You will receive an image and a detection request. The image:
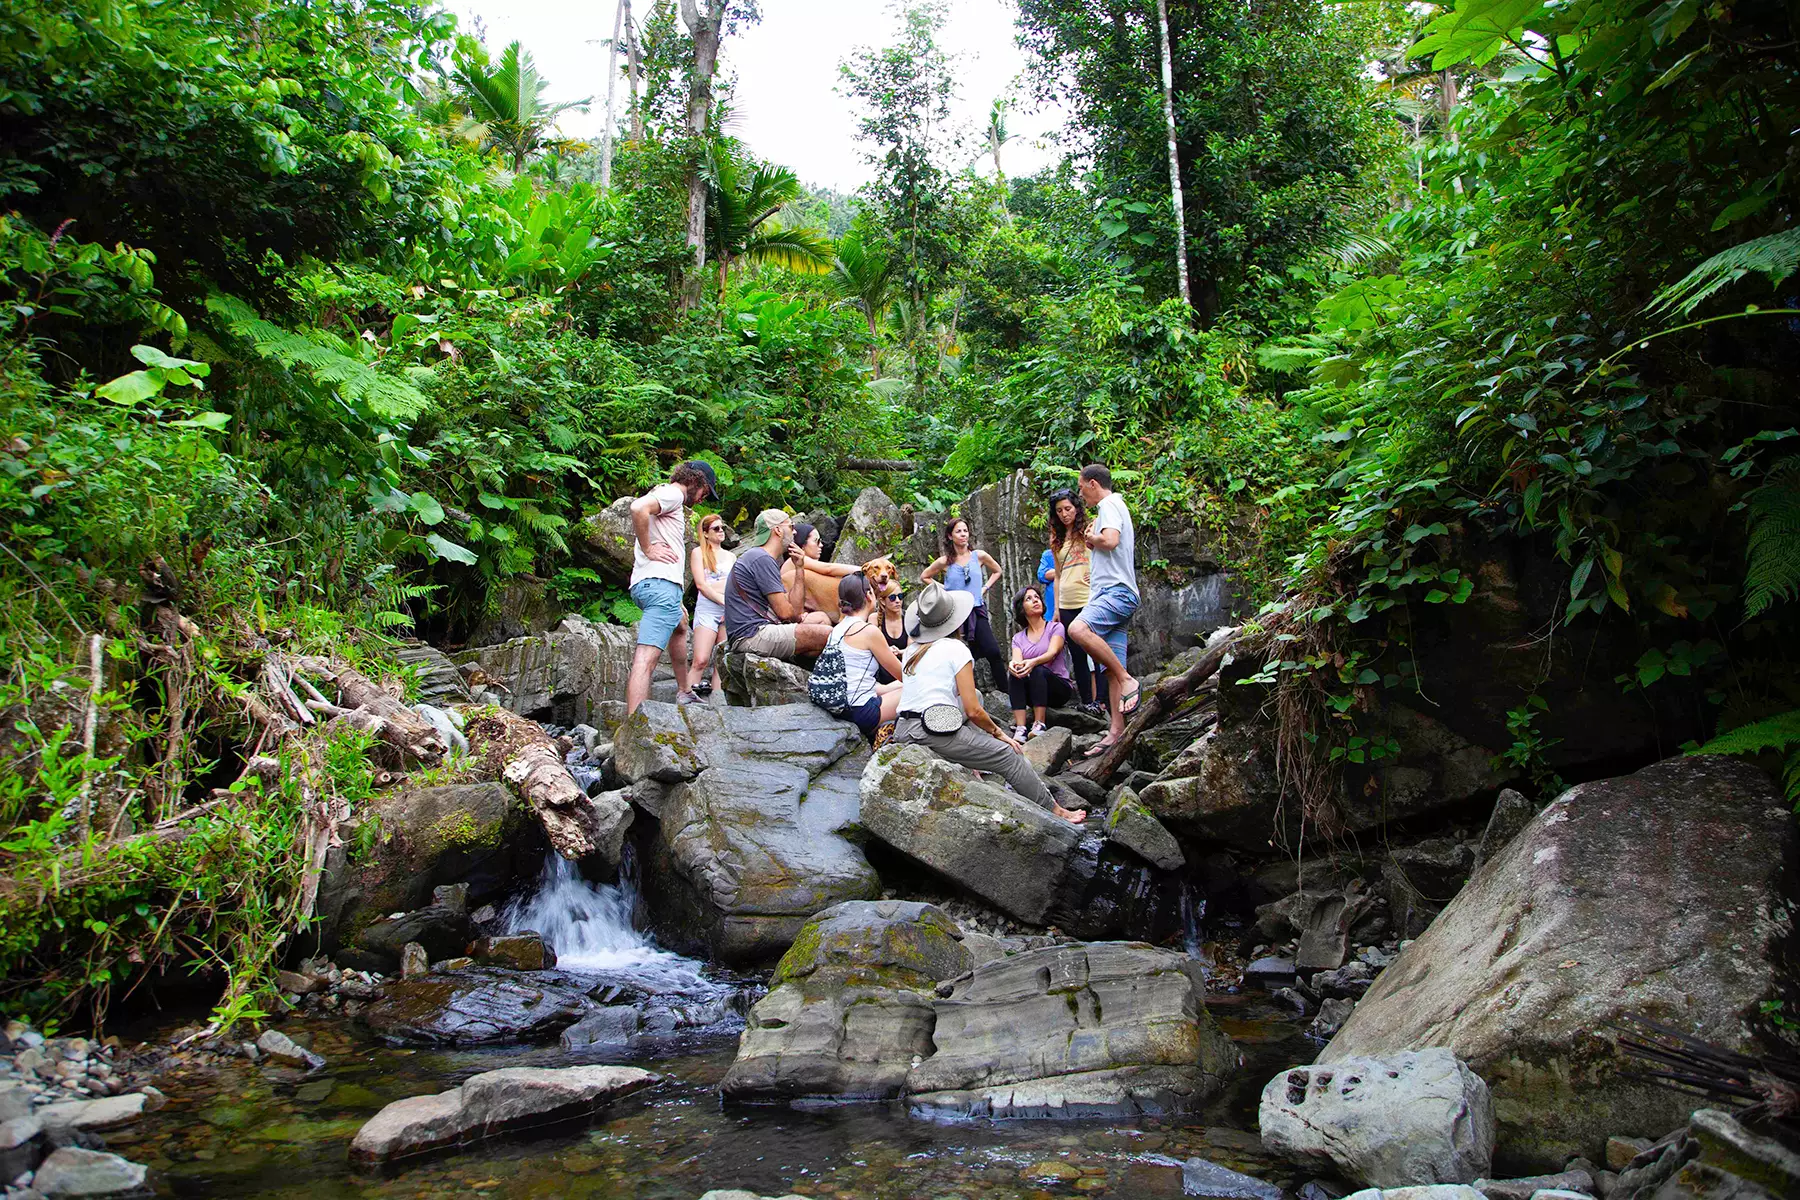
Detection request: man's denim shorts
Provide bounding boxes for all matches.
[630,578,687,650]
[1076,584,1138,665]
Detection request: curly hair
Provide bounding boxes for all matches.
[1046,488,1087,552]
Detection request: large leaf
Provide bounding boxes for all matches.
[1412,0,1549,69]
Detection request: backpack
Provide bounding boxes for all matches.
[809,620,867,716]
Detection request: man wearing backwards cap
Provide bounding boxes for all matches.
[626,459,720,713]
[722,509,833,661]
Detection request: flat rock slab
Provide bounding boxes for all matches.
[32,1146,150,1197]
[349,1065,656,1164]
[358,967,597,1046]
[906,941,1239,1118]
[1260,1048,1494,1187]
[859,744,1085,925]
[1322,755,1793,1174]
[36,1093,147,1133]
[1022,726,1073,775]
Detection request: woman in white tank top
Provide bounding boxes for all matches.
[829,575,904,742]
[688,514,736,696]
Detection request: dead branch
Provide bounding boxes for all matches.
[282,655,446,767]
[487,709,628,863]
[1077,630,1244,783]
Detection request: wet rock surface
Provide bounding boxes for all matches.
[358,967,598,1046]
[1322,756,1795,1174]
[348,1065,657,1163]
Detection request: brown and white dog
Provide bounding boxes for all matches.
[798,554,901,621]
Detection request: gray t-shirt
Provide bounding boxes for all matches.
[723,546,786,640]
[1089,492,1137,596]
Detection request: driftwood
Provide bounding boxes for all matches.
[489,710,631,864]
[1076,630,1243,783]
[283,655,446,766]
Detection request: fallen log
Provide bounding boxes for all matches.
[1076,630,1243,784]
[488,710,633,866]
[284,655,446,767]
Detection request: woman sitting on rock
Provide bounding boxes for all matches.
[874,584,908,684]
[824,575,905,742]
[780,521,858,623]
[891,581,1086,825]
[1006,584,1072,742]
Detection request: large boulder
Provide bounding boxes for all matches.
[392,641,472,706]
[573,496,636,581]
[30,1147,149,1198]
[1104,787,1185,871]
[466,576,564,647]
[1322,756,1796,1174]
[1259,1048,1494,1187]
[615,703,881,964]
[721,900,973,1102]
[858,744,1085,925]
[349,1065,655,1163]
[718,652,812,708]
[829,488,906,567]
[904,941,1240,1117]
[1138,724,1288,853]
[459,615,636,725]
[359,967,598,1046]
[309,781,542,960]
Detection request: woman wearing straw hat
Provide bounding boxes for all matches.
[891,581,1087,825]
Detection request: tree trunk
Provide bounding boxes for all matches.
[1076,631,1240,783]
[1155,0,1192,309]
[626,0,643,145]
[488,710,633,865]
[600,0,625,193]
[679,0,726,308]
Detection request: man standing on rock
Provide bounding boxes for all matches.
[625,460,720,713]
[1067,464,1140,756]
[724,510,832,662]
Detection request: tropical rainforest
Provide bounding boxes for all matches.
[0,0,1796,1027]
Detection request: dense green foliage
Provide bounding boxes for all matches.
[0,0,1795,1026]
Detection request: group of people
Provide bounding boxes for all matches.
[623,461,1142,827]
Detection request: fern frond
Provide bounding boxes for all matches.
[1744,457,1800,617]
[1695,709,1800,803]
[1650,227,1800,318]
[207,293,429,420]
[1324,231,1396,267]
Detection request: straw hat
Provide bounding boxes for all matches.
[904,580,975,644]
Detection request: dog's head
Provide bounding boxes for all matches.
[861,556,900,600]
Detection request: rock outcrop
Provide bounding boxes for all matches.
[859,744,1085,925]
[721,900,972,1102]
[574,496,636,581]
[1259,1048,1494,1187]
[459,615,636,725]
[830,488,906,567]
[349,1065,655,1163]
[29,1146,149,1197]
[1321,756,1795,1173]
[718,652,813,708]
[1104,788,1185,871]
[907,941,1240,1117]
[614,702,880,963]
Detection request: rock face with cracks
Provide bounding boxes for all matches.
[858,743,1085,925]
[906,941,1240,1117]
[1322,755,1795,1174]
[1259,1048,1494,1187]
[721,900,973,1102]
[613,702,880,964]
[349,1065,656,1163]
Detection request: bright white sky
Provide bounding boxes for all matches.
[444,0,1070,192]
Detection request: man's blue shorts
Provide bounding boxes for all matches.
[630,578,687,650]
[1075,584,1138,668]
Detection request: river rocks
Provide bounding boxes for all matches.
[358,967,597,1046]
[1260,1048,1494,1187]
[351,903,470,971]
[253,1030,324,1071]
[1651,1106,1800,1200]
[29,1147,149,1197]
[721,900,973,1102]
[460,615,637,725]
[717,652,812,708]
[349,1064,656,1164]
[859,744,1085,925]
[393,642,471,706]
[469,932,556,971]
[574,496,636,580]
[1342,1189,1486,1200]
[1139,724,1287,853]
[829,487,906,567]
[908,941,1240,1117]
[1470,1169,1593,1200]
[34,1094,146,1133]
[1022,726,1073,775]
[1322,756,1794,1174]
[615,703,879,963]
[1104,788,1185,871]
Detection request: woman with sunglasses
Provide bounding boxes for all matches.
[688,513,735,697]
[1044,488,1099,713]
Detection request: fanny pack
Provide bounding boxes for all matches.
[921,704,965,735]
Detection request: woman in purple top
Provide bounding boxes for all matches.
[1005,584,1072,740]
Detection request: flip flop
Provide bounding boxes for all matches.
[1119,686,1142,717]
[1081,739,1116,760]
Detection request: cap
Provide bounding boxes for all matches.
[744,509,792,547]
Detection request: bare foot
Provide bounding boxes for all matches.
[1053,803,1087,825]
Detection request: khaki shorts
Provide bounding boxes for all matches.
[728,622,799,658]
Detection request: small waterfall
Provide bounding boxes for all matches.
[1180,883,1207,959]
[502,850,710,995]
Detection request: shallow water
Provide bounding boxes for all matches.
[115,1007,1313,1200]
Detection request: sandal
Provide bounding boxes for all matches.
[1081,739,1116,760]
[1119,686,1141,717]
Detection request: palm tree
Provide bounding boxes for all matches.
[452,41,590,173]
[828,229,894,373]
[705,152,832,300]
